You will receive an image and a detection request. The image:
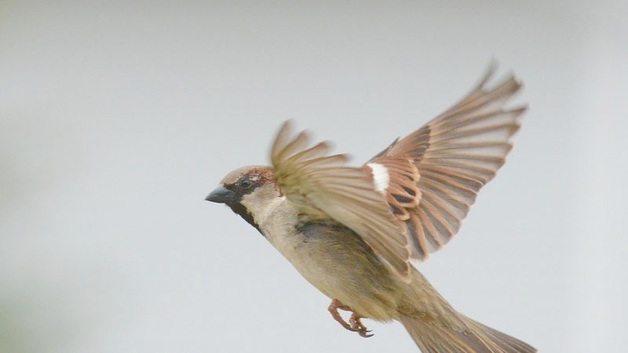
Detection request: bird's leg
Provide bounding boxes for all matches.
[327,299,373,338]
[328,299,356,332]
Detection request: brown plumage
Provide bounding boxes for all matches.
[206,65,535,353]
[371,66,524,261]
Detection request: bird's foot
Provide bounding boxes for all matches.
[349,312,373,338]
[327,299,373,338]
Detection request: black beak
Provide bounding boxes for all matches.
[205,185,236,204]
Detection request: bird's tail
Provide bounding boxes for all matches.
[399,313,536,353]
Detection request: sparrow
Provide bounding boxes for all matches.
[205,66,536,353]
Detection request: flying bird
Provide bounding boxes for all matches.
[205,66,535,353]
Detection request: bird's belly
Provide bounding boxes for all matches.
[265,222,401,321]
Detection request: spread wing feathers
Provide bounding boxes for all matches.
[271,121,412,280]
[369,66,526,261]
[364,157,422,221]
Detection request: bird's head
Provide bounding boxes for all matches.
[205,166,280,234]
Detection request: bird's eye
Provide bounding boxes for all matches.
[239,179,253,189]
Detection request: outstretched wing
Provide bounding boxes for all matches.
[271,121,412,280]
[367,65,526,261]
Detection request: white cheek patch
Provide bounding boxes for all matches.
[367,162,390,194]
[241,191,286,227]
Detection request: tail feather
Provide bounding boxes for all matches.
[399,314,536,353]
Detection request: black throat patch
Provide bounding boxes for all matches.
[227,201,263,235]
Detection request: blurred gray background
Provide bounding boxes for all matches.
[1,1,627,352]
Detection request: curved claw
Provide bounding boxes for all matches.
[350,312,374,338]
[327,299,374,338]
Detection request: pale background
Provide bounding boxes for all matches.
[1,1,627,352]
